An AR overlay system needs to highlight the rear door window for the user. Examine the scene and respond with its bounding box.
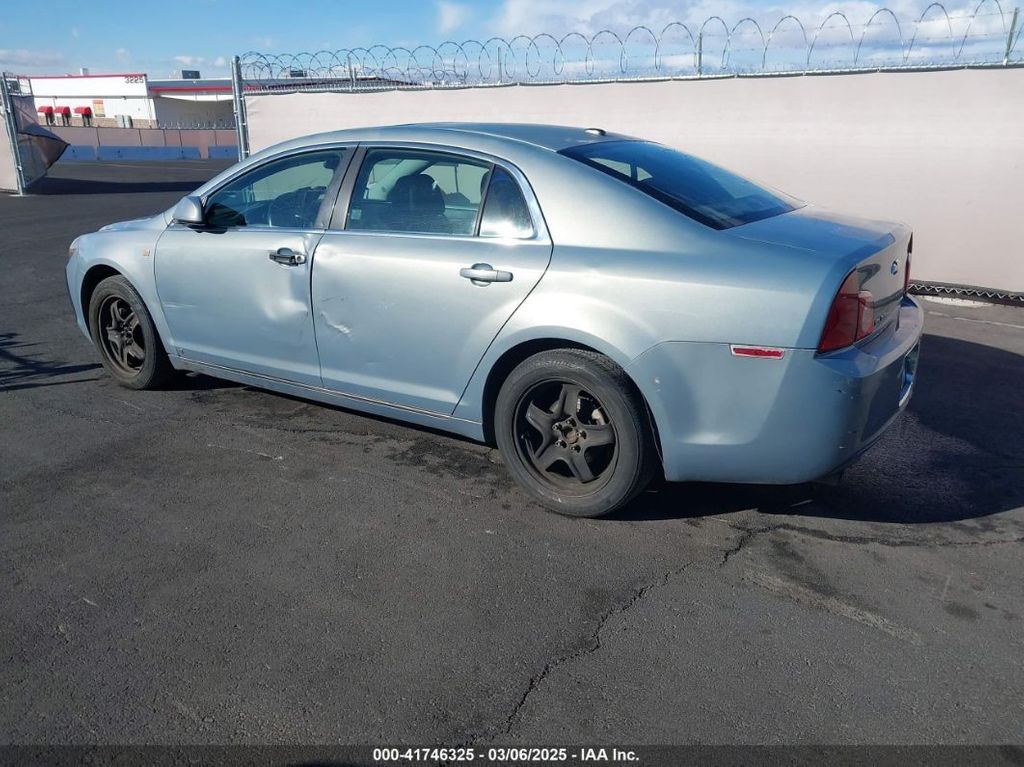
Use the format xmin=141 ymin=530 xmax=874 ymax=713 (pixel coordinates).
xmin=346 ymin=149 xmax=491 ymax=236
xmin=559 ymin=140 xmax=799 ymax=230
xmin=479 ymin=167 xmax=535 ymax=239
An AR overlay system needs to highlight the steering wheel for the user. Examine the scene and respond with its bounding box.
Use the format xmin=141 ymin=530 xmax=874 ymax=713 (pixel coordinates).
xmin=267 ymin=187 xmax=326 ymax=228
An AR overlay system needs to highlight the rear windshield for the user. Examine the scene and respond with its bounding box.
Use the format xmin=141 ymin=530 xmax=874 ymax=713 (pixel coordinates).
xmin=559 ymin=140 xmax=800 ymax=230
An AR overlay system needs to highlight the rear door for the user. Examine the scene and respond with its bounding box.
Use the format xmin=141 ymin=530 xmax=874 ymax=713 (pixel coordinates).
xmin=311 ymin=146 xmax=551 ymax=414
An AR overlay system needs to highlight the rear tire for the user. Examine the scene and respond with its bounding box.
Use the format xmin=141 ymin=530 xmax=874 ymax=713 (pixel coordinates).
xmin=495 ymin=349 xmax=657 ymax=517
xmin=88 ymin=275 xmax=173 ymax=390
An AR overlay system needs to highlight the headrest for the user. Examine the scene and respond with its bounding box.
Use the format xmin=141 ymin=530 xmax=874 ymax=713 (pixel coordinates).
xmin=486 ymin=173 xmax=521 ymax=208
xmin=388 ymin=173 xmax=444 ymax=215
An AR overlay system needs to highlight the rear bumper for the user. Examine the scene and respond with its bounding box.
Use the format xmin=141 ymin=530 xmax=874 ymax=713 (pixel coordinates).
xmin=627 ymin=296 xmax=924 ymax=484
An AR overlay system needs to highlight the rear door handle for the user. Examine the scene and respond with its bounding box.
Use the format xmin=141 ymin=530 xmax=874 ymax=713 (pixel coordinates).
xmin=460 ymin=263 xmax=513 ymax=286
xmin=269 ymin=247 xmax=306 ymax=266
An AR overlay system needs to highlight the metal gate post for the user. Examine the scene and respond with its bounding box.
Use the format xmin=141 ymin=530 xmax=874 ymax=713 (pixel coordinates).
xmin=0 ymin=72 xmax=26 ymax=195
xmin=231 ymin=56 xmax=250 ymax=161
xmin=1006 ymin=7 xmax=1021 ymax=65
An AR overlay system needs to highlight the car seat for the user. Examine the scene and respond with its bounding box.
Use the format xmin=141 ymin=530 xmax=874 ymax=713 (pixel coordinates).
xmin=386 ymin=173 xmax=451 ymax=233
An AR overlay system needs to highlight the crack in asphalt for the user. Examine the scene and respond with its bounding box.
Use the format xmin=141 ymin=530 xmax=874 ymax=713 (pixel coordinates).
xmin=493 ymin=560 xmax=696 ymax=740
xmin=713 ymin=520 xmax=1024 ymax=559
xmin=704 ymin=518 xmax=1024 ymax=565
xmin=719 ymin=524 xmax=778 ymax=567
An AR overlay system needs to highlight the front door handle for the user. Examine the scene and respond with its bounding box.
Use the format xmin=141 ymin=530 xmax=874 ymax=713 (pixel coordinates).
xmin=459 ymin=263 xmax=513 ymax=286
xmin=269 ymin=247 xmax=306 ymax=266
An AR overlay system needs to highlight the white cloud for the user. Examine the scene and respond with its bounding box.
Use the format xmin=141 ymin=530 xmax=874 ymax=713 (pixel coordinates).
xmin=487 ymin=0 xmax=1015 ymax=38
xmin=0 ymin=49 xmax=65 ymax=68
xmin=488 ymin=0 xmax=685 ymax=36
xmin=169 ymin=54 xmax=232 ymax=75
xmin=437 ymin=1 xmax=471 ymax=35
xmin=115 ymin=48 xmax=131 ymax=64
xmin=480 ymin=0 xmax=1015 ymax=72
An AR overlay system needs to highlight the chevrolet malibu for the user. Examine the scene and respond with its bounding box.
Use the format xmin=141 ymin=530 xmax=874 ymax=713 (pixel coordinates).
xmin=66 ymin=123 xmax=922 ymax=517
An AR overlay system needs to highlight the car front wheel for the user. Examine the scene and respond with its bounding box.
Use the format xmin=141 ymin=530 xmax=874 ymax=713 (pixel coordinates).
xmin=88 ymin=275 xmax=173 ymax=390
xmin=495 ymin=349 xmax=658 ymax=517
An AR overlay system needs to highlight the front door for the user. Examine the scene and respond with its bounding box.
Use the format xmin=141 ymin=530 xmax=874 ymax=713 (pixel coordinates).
xmin=311 ymin=148 xmax=552 ymax=414
xmin=155 ymin=148 xmax=349 ymax=385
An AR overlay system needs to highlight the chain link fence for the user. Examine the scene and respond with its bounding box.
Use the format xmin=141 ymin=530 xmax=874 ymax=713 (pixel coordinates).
xmin=156 ymin=120 xmax=236 ymax=130
xmin=237 ymin=4 xmax=1023 ymax=91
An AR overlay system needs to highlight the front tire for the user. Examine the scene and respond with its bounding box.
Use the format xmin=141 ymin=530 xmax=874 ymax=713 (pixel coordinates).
xmin=495 ymin=349 xmax=657 ymax=517
xmin=88 ymin=275 xmax=173 ymax=390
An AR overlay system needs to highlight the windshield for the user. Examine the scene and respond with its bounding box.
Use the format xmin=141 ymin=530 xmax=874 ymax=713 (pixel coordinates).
xmin=559 ymin=140 xmax=800 ymax=230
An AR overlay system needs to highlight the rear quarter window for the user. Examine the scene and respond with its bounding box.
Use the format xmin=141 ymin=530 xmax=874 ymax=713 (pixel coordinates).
xmin=559 ymin=140 xmax=800 ymax=230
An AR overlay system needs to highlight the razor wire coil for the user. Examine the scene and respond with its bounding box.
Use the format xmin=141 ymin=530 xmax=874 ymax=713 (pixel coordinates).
xmin=237 ymin=4 xmax=1023 ymax=91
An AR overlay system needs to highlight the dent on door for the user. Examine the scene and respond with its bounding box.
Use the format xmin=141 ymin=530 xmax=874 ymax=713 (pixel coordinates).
xmin=155 ymin=228 xmax=325 ymax=384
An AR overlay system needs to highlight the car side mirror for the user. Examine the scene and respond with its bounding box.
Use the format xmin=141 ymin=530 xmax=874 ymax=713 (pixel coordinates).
xmin=172 ymin=195 xmax=205 ymax=226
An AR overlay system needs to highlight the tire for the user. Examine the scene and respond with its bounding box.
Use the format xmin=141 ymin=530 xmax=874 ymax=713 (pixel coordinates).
xmin=88 ymin=275 xmax=173 ymax=390
xmin=494 ymin=349 xmax=658 ymax=517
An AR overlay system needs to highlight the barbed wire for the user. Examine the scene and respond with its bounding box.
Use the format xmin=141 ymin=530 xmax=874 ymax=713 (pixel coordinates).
xmin=238 ymin=2 xmax=1023 ymax=90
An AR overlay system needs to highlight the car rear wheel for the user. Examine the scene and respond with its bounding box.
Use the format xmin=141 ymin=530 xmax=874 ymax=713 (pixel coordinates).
xmin=88 ymin=275 xmax=173 ymax=390
xmin=495 ymin=349 xmax=657 ymax=517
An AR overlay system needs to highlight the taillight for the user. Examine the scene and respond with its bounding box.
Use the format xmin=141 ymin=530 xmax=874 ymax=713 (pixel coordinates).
xmin=818 ymin=270 xmax=875 ymax=353
xmin=904 ymin=236 xmax=913 ymax=295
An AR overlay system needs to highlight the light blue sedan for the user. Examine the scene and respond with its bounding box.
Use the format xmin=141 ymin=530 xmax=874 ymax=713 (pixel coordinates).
xmin=66 ymin=123 xmax=923 ymax=517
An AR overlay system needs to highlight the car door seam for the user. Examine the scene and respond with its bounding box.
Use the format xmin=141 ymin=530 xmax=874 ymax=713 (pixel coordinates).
xmin=450 ymin=241 xmax=555 ymax=415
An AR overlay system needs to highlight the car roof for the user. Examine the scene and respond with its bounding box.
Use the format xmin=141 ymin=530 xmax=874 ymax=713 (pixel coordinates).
xmin=282 ymin=123 xmax=638 ymax=155
xmin=404 ymin=123 xmax=637 ymax=151
xmin=195 ymin=123 xmax=649 ymax=216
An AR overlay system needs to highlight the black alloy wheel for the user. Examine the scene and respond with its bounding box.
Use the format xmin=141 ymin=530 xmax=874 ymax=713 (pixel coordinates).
xmin=97 ymin=294 xmax=147 ymax=375
xmin=88 ymin=275 xmax=173 ymax=390
xmin=495 ymin=349 xmax=657 ymax=517
xmin=513 ymin=380 xmax=618 ymax=491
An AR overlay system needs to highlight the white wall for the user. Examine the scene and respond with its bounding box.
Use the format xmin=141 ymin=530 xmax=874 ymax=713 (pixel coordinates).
xmin=246 ymin=68 xmax=1024 ymax=293
xmin=29 ymin=74 xmax=148 ymax=97
xmin=31 ymin=95 xmax=153 ymax=120
xmin=152 ymin=96 xmax=234 ymax=126
xmin=29 ymin=74 xmax=152 ymax=119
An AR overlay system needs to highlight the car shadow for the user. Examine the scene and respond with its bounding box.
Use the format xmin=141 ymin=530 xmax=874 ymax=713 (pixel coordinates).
xmin=30 ymin=177 xmax=211 ymax=195
xmin=0 ymin=332 xmax=102 ymax=392
xmin=161 ymin=371 xmax=242 ymax=392
xmin=609 ymin=333 xmax=1024 ymax=525
xmin=48 ymin=328 xmax=1021 ymax=527
xmin=29 ymin=160 xmax=233 ymax=196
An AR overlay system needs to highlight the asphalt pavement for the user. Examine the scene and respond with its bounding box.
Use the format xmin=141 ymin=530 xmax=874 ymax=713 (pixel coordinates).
xmin=1 ymin=161 xmax=1022 ymax=746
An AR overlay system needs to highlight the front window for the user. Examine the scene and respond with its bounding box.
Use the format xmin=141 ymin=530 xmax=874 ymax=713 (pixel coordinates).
xmin=204 ymin=149 xmax=346 ymax=229
xmin=559 ymin=140 xmax=799 ymax=230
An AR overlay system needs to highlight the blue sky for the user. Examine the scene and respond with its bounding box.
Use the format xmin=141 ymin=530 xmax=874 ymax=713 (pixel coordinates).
xmin=0 ymin=0 xmax=472 ymax=76
xmin=0 ymin=0 xmax=1009 ymax=77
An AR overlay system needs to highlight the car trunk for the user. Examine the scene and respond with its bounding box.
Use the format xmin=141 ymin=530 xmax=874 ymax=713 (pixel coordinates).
xmin=730 ymin=205 xmax=911 ymax=335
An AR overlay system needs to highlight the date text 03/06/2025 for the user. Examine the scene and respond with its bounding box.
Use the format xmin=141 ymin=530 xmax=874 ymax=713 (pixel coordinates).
xmin=372 ymin=746 xmax=640 ymax=762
